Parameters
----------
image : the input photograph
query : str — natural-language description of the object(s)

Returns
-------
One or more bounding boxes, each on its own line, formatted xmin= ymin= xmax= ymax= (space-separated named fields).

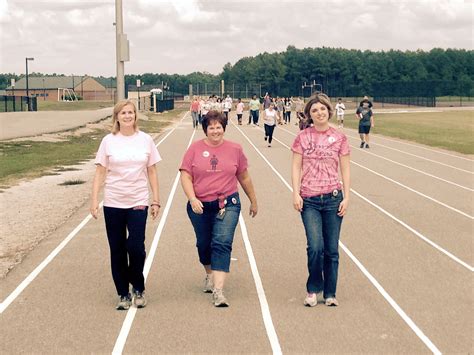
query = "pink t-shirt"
xmin=95 ymin=131 xmax=161 ymax=208
xmin=180 ymin=139 xmax=248 ymax=202
xmin=291 ymin=126 xmax=350 ymax=197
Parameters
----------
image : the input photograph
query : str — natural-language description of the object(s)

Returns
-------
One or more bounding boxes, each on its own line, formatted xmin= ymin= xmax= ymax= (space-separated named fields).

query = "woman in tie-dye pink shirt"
xmin=291 ymin=93 xmax=350 ymax=308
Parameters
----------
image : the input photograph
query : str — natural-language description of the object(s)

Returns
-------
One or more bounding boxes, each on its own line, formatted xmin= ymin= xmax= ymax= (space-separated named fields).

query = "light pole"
xmin=25 ymin=57 xmax=34 ymax=98
xmin=115 ymin=0 xmax=129 ymax=100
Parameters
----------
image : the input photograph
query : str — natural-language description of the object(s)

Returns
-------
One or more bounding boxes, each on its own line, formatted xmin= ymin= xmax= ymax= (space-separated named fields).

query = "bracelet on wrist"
xmin=189 ymin=197 xmax=197 ymax=203
xmin=151 ymin=202 xmax=161 ymax=208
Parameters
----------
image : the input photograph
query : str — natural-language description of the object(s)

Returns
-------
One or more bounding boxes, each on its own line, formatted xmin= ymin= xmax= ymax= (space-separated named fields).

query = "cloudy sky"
xmin=0 ymin=0 xmax=472 ymax=76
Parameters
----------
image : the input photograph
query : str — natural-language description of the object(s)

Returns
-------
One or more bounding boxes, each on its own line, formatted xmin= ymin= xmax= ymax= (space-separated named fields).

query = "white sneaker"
xmin=212 ymin=288 xmax=229 ymax=307
xmin=304 ymin=293 xmax=317 ymax=307
xmin=325 ymin=297 xmax=339 ymax=307
xmin=203 ymin=274 xmax=213 ymax=293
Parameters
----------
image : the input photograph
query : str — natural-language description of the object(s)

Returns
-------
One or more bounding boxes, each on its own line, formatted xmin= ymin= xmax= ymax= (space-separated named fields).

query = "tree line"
xmin=2 ymin=47 xmax=472 ymax=97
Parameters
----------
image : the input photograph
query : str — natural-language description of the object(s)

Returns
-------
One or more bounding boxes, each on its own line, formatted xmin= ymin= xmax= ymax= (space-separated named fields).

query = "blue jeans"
xmin=250 ymin=110 xmax=259 ymax=124
xmin=103 ymin=206 xmax=148 ymax=297
xmin=300 ymin=191 xmax=343 ymax=298
xmin=191 ymin=111 xmax=199 ymax=128
xmin=187 ymin=192 xmax=241 ymax=272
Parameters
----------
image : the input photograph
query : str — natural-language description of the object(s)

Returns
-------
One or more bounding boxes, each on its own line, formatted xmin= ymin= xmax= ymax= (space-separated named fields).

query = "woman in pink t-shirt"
xmin=90 ymin=100 xmax=161 ymax=310
xmin=180 ymin=110 xmax=258 ymax=307
xmin=291 ymin=94 xmax=350 ymax=308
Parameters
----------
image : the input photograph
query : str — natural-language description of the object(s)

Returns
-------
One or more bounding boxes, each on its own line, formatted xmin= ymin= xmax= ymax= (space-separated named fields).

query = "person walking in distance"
xmin=356 ymin=97 xmax=374 ymax=148
xmin=236 ymin=98 xmax=244 ymax=125
xmin=291 ymin=94 xmax=350 ymax=308
xmin=180 ymin=110 xmax=258 ymax=307
xmin=263 ymin=102 xmax=278 ymax=147
xmin=248 ymin=94 xmax=261 ymax=126
xmin=190 ymin=96 xmax=200 ymax=128
xmin=90 ymin=99 xmax=161 ymax=310
xmin=335 ymin=98 xmax=345 ymax=128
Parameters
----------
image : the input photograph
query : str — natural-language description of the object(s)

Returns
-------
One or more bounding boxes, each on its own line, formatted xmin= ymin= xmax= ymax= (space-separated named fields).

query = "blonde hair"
xmin=303 ymin=93 xmax=334 ymax=122
xmin=111 ymin=99 xmax=138 ymax=134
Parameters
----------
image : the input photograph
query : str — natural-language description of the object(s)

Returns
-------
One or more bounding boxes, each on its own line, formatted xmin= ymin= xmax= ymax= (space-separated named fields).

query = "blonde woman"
xmin=91 ymin=100 xmax=161 ymax=310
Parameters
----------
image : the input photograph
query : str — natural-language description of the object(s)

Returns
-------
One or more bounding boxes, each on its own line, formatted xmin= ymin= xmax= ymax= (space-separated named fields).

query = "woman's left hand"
xmin=249 ymin=202 xmax=258 ymax=218
xmin=150 ymin=205 xmax=160 ymax=220
xmin=337 ymin=198 xmax=349 ymax=217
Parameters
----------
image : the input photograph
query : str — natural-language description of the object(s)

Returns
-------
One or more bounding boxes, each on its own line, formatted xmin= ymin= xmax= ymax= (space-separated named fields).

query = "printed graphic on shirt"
xmin=209 ymin=154 xmax=221 ymax=172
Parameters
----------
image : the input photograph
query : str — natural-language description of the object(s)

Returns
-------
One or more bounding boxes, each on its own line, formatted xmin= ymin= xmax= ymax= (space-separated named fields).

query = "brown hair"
xmin=303 ymin=93 xmax=334 ymax=125
xmin=201 ymin=110 xmax=228 ymax=135
xmin=111 ymin=100 xmax=138 ymax=134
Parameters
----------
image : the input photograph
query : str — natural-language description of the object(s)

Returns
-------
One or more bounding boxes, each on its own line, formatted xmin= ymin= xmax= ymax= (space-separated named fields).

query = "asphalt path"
xmin=0 ymin=110 xmax=472 ymax=354
xmin=0 ymin=108 xmax=114 ymax=140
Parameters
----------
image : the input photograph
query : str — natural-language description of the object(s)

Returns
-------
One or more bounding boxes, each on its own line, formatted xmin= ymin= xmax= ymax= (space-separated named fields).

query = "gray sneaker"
xmin=212 ymin=288 xmax=229 ymax=307
xmin=325 ymin=297 xmax=339 ymax=307
xmin=203 ymin=274 xmax=213 ymax=293
xmin=132 ymin=289 xmax=147 ymax=308
xmin=116 ymin=294 xmax=132 ymax=310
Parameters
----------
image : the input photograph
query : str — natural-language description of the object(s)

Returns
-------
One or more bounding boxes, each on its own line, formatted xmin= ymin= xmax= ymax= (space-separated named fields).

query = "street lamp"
xmin=25 ymin=57 xmax=34 ymax=98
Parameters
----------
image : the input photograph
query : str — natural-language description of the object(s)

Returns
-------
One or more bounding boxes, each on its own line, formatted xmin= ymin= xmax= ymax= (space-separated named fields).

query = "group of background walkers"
xmin=91 ymin=93 xmax=357 ymax=310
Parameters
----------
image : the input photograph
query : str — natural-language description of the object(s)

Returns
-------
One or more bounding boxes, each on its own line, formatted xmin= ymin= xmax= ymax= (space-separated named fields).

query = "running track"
xmin=1 ymin=110 xmax=472 ymax=354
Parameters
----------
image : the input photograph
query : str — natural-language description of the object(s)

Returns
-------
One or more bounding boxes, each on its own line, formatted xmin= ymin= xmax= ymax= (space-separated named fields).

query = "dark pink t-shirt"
xmin=180 ymin=139 xmax=248 ymax=202
xmin=291 ymin=126 xmax=350 ymax=197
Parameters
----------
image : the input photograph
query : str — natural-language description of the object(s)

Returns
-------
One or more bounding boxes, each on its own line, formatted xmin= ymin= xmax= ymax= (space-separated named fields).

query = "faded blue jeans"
xmin=187 ymin=192 xmax=241 ymax=272
xmin=301 ymin=191 xmax=343 ymax=298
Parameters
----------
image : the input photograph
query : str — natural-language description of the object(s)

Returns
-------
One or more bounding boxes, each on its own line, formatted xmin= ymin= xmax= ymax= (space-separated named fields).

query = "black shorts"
xmin=359 ymin=125 xmax=371 ymax=134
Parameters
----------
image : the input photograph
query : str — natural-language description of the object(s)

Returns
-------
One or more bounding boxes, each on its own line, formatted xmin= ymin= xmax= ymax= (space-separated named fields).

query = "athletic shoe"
xmin=365 ymin=144 xmax=370 ymax=148
xmin=132 ymin=289 xmax=147 ymax=308
xmin=304 ymin=293 xmax=317 ymax=307
xmin=116 ymin=294 xmax=132 ymax=310
xmin=203 ymin=274 xmax=213 ymax=293
xmin=360 ymin=142 xmax=365 ymax=148
xmin=325 ymin=297 xmax=339 ymax=307
xmin=212 ymin=288 xmax=229 ymax=307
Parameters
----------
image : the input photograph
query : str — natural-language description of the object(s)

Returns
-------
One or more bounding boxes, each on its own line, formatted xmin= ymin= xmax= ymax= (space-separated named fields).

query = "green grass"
xmin=0 ymin=109 xmax=184 ymax=188
xmin=38 ymin=100 xmax=114 ymax=111
xmin=342 ymin=110 xmax=474 ymax=154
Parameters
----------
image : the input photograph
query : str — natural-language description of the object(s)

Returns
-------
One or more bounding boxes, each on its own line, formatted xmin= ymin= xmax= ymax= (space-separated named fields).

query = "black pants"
xmin=264 ymin=124 xmax=275 ymax=144
xmin=103 ymin=206 xmax=148 ymax=297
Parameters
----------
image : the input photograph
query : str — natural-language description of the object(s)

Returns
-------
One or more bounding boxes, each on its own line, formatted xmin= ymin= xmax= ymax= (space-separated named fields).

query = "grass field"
xmin=0 ymin=108 xmax=185 ymax=188
xmin=38 ymin=100 xmax=114 ymax=111
xmin=342 ymin=110 xmax=474 ymax=154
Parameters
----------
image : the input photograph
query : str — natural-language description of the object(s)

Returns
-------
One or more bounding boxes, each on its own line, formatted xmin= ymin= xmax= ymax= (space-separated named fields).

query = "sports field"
xmin=0 ymin=108 xmax=472 ymax=353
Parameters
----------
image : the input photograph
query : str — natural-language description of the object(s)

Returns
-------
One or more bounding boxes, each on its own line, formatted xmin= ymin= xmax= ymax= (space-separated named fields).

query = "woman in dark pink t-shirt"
xmin=180 ymin=110 xmax=258 ymax=307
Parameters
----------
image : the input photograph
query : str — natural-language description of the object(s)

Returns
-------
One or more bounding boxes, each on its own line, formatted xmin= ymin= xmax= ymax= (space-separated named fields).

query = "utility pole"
xmin=115 ymin=0 xmax=129 ymax=101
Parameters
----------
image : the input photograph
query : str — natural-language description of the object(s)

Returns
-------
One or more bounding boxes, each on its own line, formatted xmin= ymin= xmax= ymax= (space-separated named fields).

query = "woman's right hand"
xmin=90 ymin=201 xmax=99 ymax=219
xmin=293 ymin=193 xmax=303 ymax=212
xmin=190 ymin=198 xmax=204 ymax=214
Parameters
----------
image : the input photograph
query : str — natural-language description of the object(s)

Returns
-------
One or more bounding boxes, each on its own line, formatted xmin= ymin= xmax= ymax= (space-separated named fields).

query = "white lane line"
xmin=232 ymin=122 xmax=442 ymax=354
xmin=352 ymin=190 xmax=473 ymax=272
xmin=112 ymin=127 xmax=196 ymax=355
xmin=350 ymin=161 xmax=473 ymax=220
xmin=342 ymin=125 xmax=474 ymax=162
xmin=349 ymin=143 xmax=474 ymax=192
xmin=343 ymin=132 xmax=473 ymax=174
xmin=0 ymin=113 xmax=190 ymax=315
xmin=239 ymin=214 xmax=282 ymax=355
xmin=261 ymin=127 xmax=474 ymax=271
xmin=276 ymin=125 xmax=473 ymax=191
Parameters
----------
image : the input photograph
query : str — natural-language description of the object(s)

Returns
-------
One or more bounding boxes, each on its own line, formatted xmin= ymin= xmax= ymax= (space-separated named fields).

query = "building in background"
xmin=5 ymin=76 xmax=115 ymax=101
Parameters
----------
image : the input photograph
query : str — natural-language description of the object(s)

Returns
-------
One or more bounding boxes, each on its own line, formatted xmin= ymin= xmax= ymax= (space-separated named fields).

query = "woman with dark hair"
xmin=180 ymin=110 xmax=258 ymax=307
xmin=291 ymin=94 xmax=350 ymax=308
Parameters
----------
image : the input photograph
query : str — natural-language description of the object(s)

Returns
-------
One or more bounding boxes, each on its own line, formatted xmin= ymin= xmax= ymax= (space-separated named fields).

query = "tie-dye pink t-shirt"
xmin=291 ymin=126 xmax=350 ymax=197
